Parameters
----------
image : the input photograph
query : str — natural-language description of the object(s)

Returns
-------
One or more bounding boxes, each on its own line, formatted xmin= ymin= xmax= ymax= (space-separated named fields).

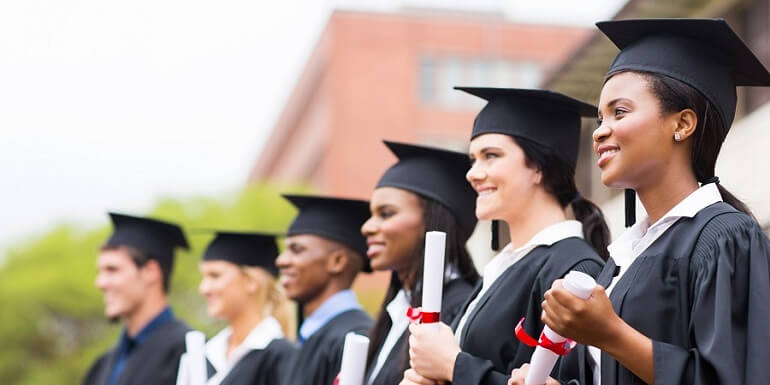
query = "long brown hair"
xmin=510 ymin=136 xmax=611 ymax=260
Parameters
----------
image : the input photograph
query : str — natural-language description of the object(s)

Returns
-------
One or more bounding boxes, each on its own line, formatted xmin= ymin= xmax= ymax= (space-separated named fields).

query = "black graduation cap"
xmin=202 ymin=232 xmax=280 ymax=276
xmin=376 ymin=140 xmax=477 ymax=237
xmin=454 ymin=87 xmax=597 ymax=170
xmin=598 ymin=18 xmax=770 ymax=226
xmin=598 ymin=18 xmax=770 ymax=130
xmin=283 ymin=194 xmax=372 ymax=272
xmin=104 ymin=212 xmax=189 ymax=265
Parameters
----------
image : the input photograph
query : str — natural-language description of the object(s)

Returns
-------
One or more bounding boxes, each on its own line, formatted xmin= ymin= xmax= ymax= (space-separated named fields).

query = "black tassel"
xmin=296 ymin=303 xmax=305 ymax=335
xmin=491 ymin=220 xmax=500 ymax=251
xmin=625 ymin=189 xmax=636 ymax=227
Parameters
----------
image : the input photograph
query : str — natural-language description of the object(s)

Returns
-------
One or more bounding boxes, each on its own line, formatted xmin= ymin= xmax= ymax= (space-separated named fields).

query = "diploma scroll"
xmin=185 ymin=331 xmax=207 ymax=385
xmin=421 ymin=231 xmax=446 ymax=332
xmin=338 ymin=332 xmax=370 ymax=385
xmin=524 ymin=271 xmax=596 ymax=385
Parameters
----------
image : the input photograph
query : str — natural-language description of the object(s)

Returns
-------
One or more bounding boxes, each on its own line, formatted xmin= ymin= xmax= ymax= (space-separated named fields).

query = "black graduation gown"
xmin=213 ymin=338 xmax=296 ymax=385
xmin=452 ymin=237 xmax=604 ymax=385
xmin=283 ymin=309 xmax=373 ymax=385
xmin=558 ymin=202 xmax=770 ymax=385
xmin=365 ymin=278 xmax=475 ymax=385
xmin=81 ymin=317 xmax=189 ymax=385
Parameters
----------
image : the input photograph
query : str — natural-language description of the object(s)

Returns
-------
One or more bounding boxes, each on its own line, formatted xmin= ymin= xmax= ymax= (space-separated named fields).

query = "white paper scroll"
xmin=525 ymin=271 xmax=596 ymax=385
xmin=422 ymin=231 xmax=446 ymax=332
xmin=339 ymin=332 xmax=370 ymax=385
xmin=185 ymin=330 xmax=208 ymax=385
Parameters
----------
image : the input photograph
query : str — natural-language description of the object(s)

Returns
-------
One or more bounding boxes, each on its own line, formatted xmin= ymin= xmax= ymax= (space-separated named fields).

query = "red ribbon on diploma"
xmin=514 ymin=317 xmax=576 ymax=356
xmin=406 ymin=307 xmax=440 ymax=324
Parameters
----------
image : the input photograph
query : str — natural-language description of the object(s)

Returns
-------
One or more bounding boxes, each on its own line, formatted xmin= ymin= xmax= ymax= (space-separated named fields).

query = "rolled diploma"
xmin=525 ymin=271 xmax=596 ymax=385
xmin=185 ymin=331 xmax=207 ymax=385
xmin=338 ymin=332 xmax=370 ymax=385
xmin=175 ymin=354 xmax=189 ymax=385
xmin=422 ymin=231 xmax=446 ymax=332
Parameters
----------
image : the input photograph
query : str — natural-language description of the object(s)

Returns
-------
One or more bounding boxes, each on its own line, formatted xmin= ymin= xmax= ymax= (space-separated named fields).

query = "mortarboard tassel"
xmin=491 ymin=220 xmax=500 ymax=251
xmin=625 ymin=189 xmax=636 ymax=227
xmin=296 ymin=303 xmax=305 ymax=343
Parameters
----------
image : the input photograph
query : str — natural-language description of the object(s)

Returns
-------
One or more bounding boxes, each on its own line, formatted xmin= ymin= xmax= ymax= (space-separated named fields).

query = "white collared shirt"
xmin=205 ymin=317 xmax=284 ymax=385
xmin=367 ymin=289 xmax=410 ymax=385
xmin=455 ymin=220 xmax=584 ymax=343
xmin=588 ymin=183 xmax=722 ymax=385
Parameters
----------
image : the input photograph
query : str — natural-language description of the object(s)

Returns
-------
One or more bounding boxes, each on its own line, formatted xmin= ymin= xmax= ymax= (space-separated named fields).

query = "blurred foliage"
xmin=0 ymin=183 xmax=384 ymax=385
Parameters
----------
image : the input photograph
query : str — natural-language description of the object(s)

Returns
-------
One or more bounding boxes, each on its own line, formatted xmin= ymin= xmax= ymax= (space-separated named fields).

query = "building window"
xmin=439 ymin=58 xmax=463 ymax=107
xmin=418 ymin=56 xmax=542 ymax=109
xmin=419 ymin=58 xmax=436 ymax=104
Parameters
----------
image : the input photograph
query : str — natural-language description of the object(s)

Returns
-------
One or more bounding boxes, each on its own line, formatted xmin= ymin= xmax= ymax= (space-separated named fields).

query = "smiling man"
xmin=82 ymin=213 xmax=190 ymax=385
xmin=277 ymin=194 xmax=373 ymax=385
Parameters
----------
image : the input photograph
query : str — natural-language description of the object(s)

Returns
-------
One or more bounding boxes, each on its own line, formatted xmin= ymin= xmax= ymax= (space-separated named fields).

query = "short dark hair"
xmin=513 ymin=136 xmax=611 ymax=260
xmin=101 ymin=245 xmax=173 ymax=293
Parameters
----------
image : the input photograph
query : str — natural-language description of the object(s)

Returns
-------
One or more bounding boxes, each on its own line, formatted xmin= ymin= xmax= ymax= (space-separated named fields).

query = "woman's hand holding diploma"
xmin=541 ymin=278 xmax=620 ymax=348
xmin=408 ymin=322 xmax=460 ymax=382
xmin=541 ymin=278 xmax=655 ymax=384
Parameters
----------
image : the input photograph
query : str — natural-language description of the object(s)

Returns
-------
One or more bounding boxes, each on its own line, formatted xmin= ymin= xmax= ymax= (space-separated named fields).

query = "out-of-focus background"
xmin=2 ymin=0 xmax=769 ymax=383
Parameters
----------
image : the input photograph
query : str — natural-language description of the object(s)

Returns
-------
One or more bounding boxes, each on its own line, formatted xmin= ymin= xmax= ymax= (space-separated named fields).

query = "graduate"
xmin=362 ymin=140 xmax=480 ymax=385
xmin=278 ymin=195 xmax=373 ymax=385
xmin=509 ymin=18 xmax=770 ymax=385
xmin=176 ymin=232 xmax=295 ymax=385
xmin=82 ymin=213 xmax=191 ymax=385
xmin=403 ymin=89 xmax=609 ymax=385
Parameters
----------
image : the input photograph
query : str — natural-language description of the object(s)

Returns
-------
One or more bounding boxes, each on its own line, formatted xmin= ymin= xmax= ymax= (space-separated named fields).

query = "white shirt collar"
xmin=608 ymin=183 xmax=722 ymax=260
xmin=664 ymin=182 xmax=722 ymax=219
xmin=494 ymin=220 xmax=583 ymax=267
xmin=205 ymin=316 xmax=284 ymax=372
xmin=368 ymin=290 xmax=411 ymax=385
xmin=520 ymin=219 xmax=584 ymax=249
xmin=385 ymin=289 xmax=410 ymax=323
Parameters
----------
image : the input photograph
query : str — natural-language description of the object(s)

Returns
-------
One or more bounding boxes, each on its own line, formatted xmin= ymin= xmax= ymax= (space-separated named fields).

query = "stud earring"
xmin=674 ymin=132 xmax=682 ymax=141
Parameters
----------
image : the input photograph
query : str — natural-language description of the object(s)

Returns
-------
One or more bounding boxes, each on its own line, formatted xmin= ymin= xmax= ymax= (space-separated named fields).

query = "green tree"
xmin=0 ymin=184 xmax=304 ymax=385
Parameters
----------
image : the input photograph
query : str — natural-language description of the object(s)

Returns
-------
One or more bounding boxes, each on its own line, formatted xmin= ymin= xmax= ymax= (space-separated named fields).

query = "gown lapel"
xmin=451 ymin=280 xmax=482 ymax=331
xmin=457 ymin=265 xmax=516 ymax=346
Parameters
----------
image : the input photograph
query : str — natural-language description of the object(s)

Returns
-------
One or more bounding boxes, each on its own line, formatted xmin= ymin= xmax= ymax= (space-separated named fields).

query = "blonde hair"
xmin=241 ymin=267 xmax=296 ymax=340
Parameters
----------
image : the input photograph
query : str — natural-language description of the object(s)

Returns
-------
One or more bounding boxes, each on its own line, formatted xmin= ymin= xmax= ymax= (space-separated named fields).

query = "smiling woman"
xmin=361 ymin=140 xmax=480 ymax=385
xmin=594 ymin=71 xmax=687 ymax=192
xmin=362 ymin=187 xmax=424 ymax=273
xmin=404 ymin=88 xmax=609 ymax=385
xmin=531 ymin=18 xmax=770 ymax=385
xmin=180 ymin=232 xmax=295 ymax=385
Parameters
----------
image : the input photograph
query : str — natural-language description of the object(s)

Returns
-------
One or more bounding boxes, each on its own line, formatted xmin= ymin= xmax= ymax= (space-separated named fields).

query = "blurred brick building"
xmin=248 ymin=9 xmax=591 ymax=199
xmin=247 ymin=9 xmax=593 ymax=309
